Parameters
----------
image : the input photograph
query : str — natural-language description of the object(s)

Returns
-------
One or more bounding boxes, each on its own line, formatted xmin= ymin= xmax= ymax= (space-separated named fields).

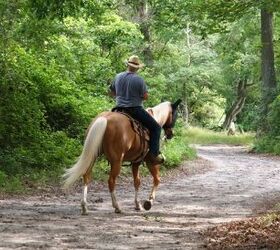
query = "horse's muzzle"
xmin=166 ymin=134 xmax=173 ymax=140
xmin=164 ymin=127 xmax=173 ymax=140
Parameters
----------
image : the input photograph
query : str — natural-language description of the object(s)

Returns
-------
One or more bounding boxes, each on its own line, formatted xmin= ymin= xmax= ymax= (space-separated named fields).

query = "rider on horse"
xmin=109 ymin=55 xmax=164 ymax=165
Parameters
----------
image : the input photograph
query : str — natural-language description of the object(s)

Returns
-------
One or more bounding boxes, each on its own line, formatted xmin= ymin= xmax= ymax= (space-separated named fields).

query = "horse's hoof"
xmin=81 ymin=203 xmax=88 ymax=215
xmin=81 ymin=206 xmax=89 ymax=215
xmin=115 ymin=208 xmax=122 ymax=213
xmin=81 ymin=210 xmax=88 ymax=216
xmin=143 ymin=200 xmax=152 ymax=211
xmin=135 ymin=204 xmax=143 ymax=211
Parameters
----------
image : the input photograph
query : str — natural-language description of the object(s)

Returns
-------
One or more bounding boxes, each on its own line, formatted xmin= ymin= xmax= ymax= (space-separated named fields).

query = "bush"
xmin=268 ymin=95 xmax=280 ymax=136
xmin=254 ymin=95 xmax=280 ymax=155
xmin=162 ymin=122 xmax=196 ymax=169
xmin=254 ymin=136 xmax=280 ymax=155
xmin=0 ymin=170 xmax=24 ymax=193
xmin=2 ymin=131 xmax=79 ymax=171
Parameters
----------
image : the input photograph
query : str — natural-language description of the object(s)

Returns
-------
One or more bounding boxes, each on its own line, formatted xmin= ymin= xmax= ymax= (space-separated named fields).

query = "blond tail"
xmin=63 ymin=117 xmax=107 ymax=188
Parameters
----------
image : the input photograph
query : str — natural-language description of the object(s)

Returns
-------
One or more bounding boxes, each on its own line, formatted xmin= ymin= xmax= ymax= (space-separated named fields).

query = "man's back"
xmin=112 ymin=72 xmax=147 ymax=107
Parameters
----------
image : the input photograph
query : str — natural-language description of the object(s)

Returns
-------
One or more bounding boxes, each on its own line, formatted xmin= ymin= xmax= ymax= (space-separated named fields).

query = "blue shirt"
xmin=110 ymin=72 xmax=148 ymax=107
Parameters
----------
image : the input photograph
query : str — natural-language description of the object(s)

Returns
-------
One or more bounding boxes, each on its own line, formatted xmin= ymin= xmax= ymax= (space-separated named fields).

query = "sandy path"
xmin=1 ymin=145 xmax=280 ymax=249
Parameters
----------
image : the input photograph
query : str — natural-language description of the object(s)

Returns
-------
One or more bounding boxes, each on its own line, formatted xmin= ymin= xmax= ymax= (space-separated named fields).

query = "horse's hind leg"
xmin=132 ymin=163 xmax=142 ymax=211
xmin=81 ymin=166 xmax=93 ymax=215
xmin=108 ymin=162 xmax=122 ymax=213
xmin=144 ymin=164 xmax=160 ymax=211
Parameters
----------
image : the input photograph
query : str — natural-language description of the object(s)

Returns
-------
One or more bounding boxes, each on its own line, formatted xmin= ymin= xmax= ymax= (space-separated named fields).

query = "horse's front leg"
xmin=132 ymin=163 xmax=142 ymax=211
xmin=144 ymin=164 xmax=160 ymax=211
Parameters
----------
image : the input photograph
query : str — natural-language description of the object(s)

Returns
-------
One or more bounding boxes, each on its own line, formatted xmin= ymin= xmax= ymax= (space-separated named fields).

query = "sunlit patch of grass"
xmin=185 ymin=126 xmax=255 ymax=146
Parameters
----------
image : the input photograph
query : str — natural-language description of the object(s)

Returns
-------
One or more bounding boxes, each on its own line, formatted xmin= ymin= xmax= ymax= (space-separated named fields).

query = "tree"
xmin=222 ymin=79 xmax=253 ymax=130
xmin=260 ymin=8 xmax=277 ymax=133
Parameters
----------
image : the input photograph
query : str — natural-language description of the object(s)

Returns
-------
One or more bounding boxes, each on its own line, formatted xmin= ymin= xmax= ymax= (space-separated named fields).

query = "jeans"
xmin=117 ymin=106 xmax=161 ymax=156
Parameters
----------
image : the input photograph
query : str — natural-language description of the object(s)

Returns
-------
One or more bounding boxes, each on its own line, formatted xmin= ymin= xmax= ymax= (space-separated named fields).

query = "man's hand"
xmin=108 ymin=90 xmax=116 ymax=98
xmin=143 ymin=92 xmax=148 ymax=100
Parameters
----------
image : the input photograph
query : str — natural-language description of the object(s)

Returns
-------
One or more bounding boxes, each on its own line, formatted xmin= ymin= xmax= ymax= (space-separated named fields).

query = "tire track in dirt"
xmin=1 ymin=145 xmax=280 ymax=249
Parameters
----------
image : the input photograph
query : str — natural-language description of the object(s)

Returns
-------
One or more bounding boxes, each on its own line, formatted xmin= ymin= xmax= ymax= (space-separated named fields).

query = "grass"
xmin=185 ymin=126 xmax=255 ymax=146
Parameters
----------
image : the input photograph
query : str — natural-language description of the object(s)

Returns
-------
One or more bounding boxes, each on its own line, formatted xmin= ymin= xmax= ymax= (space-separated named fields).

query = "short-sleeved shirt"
xmin=110 ymin=72 xmax=148 ymax=107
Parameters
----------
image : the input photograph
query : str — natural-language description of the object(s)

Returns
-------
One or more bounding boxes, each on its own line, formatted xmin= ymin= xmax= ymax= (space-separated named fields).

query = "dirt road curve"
xmin=1 ymin=145 xmax=280 ymax=249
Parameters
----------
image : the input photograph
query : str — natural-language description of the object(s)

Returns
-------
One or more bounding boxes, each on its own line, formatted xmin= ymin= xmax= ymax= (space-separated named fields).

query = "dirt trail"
xmin=1 ymin=145 xmax=280 ymax=250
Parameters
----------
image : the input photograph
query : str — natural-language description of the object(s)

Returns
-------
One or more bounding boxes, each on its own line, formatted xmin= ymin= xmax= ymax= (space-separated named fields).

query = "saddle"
xmin=112 ymin=107 xmax=150 ymax=163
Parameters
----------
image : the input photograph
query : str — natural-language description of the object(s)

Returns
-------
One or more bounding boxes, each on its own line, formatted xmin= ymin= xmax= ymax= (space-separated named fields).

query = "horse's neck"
xmin=150 ymin=102 xmax=171 ymax=126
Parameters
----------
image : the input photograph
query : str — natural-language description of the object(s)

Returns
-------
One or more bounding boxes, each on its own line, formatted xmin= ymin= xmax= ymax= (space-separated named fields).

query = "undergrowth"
xmin=254 ymin=136 xmax=280 ymax=155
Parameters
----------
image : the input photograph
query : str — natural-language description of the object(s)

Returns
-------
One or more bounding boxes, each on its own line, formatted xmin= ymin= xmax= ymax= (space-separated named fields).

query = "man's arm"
xmin=140 ymin=78 xmax=148 ymax=100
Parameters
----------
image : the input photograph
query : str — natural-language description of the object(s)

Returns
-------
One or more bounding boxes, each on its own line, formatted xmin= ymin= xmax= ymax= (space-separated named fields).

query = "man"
xmin=109 ymin=55 xmax=164 ymax=164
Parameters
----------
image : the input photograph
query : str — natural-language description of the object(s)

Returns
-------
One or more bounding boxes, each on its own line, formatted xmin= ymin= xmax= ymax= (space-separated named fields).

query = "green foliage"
xmin=0 ymin=170 xmax=24 ymax=193
xmin=255 ymin=95 xmax=280 ymax=155
xmin=254 ymin=136 xmax=280 ymax=155
xmin=28 ymin=0 xmax=115 ymax=20
xmin=213 ymin=14 xmax=261 ymax=132
xmin=267 ymin=95 xmax=280 ymax=136
xmin=0 ymin=132 xmax=80 ymax=173
xmin=0 ymin=1 xmax=144 ymax=193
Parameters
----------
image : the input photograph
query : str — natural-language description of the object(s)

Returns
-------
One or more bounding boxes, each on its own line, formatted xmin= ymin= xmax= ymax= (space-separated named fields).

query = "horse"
xmin=63 ymin=99 xmax=182 ymax=215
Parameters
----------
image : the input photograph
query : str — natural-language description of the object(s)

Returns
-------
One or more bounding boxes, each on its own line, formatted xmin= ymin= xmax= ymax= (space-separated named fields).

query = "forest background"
xmin=0 ymin=0 xmax=279 ymax=191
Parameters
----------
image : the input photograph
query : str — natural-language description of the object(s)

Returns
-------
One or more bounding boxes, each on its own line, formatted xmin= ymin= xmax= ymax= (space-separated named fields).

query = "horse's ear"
xmin=172 ymin=99 xmax=182 ymax=109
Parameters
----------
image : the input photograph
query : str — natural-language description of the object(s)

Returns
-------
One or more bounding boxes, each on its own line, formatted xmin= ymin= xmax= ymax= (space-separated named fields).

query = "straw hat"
xmin=125 ymin=55 xmax=144 ymax=69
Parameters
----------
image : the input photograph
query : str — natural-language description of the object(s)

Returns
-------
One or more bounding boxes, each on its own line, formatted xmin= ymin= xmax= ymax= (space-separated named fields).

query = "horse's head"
xmin=162 ymin=99 xmax=182 ymax=140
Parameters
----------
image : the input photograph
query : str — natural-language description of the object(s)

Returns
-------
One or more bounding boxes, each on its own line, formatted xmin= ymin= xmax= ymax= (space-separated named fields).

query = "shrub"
xmin=162 ymin=122 xmax=196 ymax=169
xmin=255 ymin=95 xmax=280 ymax=155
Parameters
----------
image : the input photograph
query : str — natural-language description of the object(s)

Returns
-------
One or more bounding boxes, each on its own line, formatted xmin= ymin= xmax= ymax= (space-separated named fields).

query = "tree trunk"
xmin=222 ymin=80 xmax=248 ymax=130
xmin=181 ymin=23 xmax=191 ymax=123
xmin=260 ymin=9 xmax=277 ymax=133
xmin=137 ymin=0 xmax=153 ymax=66
xmin=181 ymin=82 xmax=189 ymax=123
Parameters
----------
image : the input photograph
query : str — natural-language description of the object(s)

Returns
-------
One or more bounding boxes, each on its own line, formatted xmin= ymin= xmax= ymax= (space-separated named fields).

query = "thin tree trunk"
xmin=181 ymin=23 xmax=191 ymax=123
xmin=137 ymin=0 xmax=153 ymax=66
xmin=260 ymin=9 xmax=277 ymax=133
xmin=222 ymin=80 xmax=248 ymax=130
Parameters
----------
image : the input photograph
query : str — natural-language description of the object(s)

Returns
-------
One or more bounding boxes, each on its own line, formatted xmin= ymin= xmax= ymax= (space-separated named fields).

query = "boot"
xmin=147 ymin=152 xmax=165 ymax=164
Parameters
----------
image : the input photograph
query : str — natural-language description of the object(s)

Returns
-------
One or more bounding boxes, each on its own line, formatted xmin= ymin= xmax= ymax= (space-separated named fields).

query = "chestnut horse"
xmin=63 ymin=99 xmax=181 ymax=214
